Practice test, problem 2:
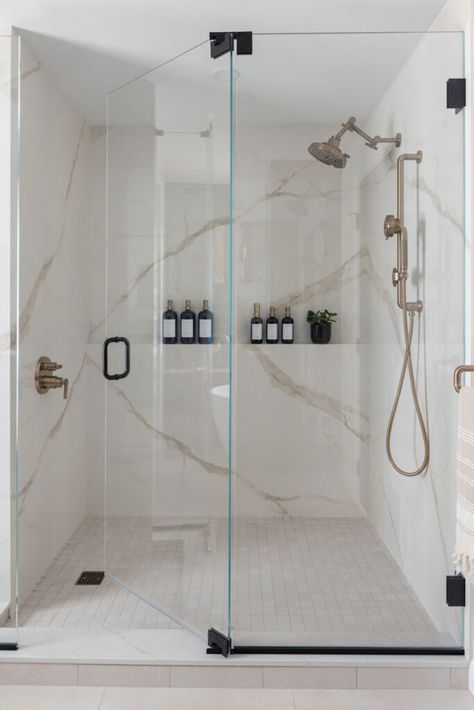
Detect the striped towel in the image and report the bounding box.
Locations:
[454,386,474,577]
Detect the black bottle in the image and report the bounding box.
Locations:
[266,305,279,344]
[162,299,178,344]
[281,306,294,344]
[250,303,263,344]
[198,299,213,344]
[180,299,196,343]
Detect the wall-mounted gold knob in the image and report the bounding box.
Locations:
[35,357,69,399]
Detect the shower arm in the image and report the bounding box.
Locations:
[334,116,401,150]
[385,152,423,312]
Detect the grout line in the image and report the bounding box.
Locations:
[97,687,107,709]
[291,688,298,709]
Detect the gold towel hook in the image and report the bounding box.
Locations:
[454,365,474,393]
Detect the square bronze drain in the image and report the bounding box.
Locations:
[75,571,105,585]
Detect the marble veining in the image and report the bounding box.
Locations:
[348,28,465,643]
[99,355,360,517]
[250,345,368,444]
[14,42,93,602]
[109,377,300,516]
[18,353,89,516]
[89,159,337,339]
[413,175,464,236]
[20,60,41,82]
[17,119,86,341]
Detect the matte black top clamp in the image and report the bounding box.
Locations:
[209,32,253,58]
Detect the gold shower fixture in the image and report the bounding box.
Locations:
[385,151,429,477]
[35,357,69,399]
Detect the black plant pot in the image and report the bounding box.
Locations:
[311,323,332,344]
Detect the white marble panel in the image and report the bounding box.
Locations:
[87,119,369,522]
[341,31,465,644]
[93,341,365,519]
[16,44,92,601]
[0,35,17,621]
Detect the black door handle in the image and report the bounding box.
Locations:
[103,337,130,380]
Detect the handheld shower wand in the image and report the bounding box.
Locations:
[384,151,430,477]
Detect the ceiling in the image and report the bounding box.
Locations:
[0,0,449,124]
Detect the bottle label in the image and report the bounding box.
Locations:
[251,323,262,340]
[282,323,293,341]
[181,319,194,338]
[199,319,212,338]
[267,323,278,341]
[163,319,175,338]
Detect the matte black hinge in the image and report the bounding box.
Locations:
[447,78,466,113]
[446,573,466,606]
[209,32,253,59]
[207,627,232,656]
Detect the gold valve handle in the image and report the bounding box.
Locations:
[40,361,63,372]
[35,357,69,398]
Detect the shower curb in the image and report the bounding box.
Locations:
[0,658,469,689]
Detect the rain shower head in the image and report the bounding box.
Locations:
[308,117,401,169]
[307,136,349,169]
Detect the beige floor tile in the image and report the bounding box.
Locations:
[293,689,474,710]
[0,685,104,710]
[100,687,294,710]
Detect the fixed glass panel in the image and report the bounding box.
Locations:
[1,33,20,649]
[231,32,465,649]
[105,42,232,638]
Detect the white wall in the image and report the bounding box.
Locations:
[16,43,92,600]
[82,119,368,522]
[0,30,18,622]
[347,29,464,643]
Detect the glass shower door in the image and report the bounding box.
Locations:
[104,41,232,639]
[231,31,466,652]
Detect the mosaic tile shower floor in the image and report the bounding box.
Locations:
[16,516,455,646]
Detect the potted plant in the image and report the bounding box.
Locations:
[306,309,337,344]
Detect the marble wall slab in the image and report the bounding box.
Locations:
[87,118,368,524]
[91,341,365,521]
[16,44,93,600]
[233,124,360,345]
[0,34,18,621]
[342,31,465,642]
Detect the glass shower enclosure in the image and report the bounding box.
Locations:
[102,30,465,654]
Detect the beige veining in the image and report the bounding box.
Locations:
[16,119,86,343]
[17,353,88,515]
[414,175,464,236]
[250,345,369,445]
[108,373,359,517]
[89,160,333,338]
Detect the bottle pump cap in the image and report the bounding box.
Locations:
[270,305,276,317]
[284,306,290,317]
[254,303,260,316]
[203,299,208,310]
[167,299,173,309]
[185,299,191,309]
